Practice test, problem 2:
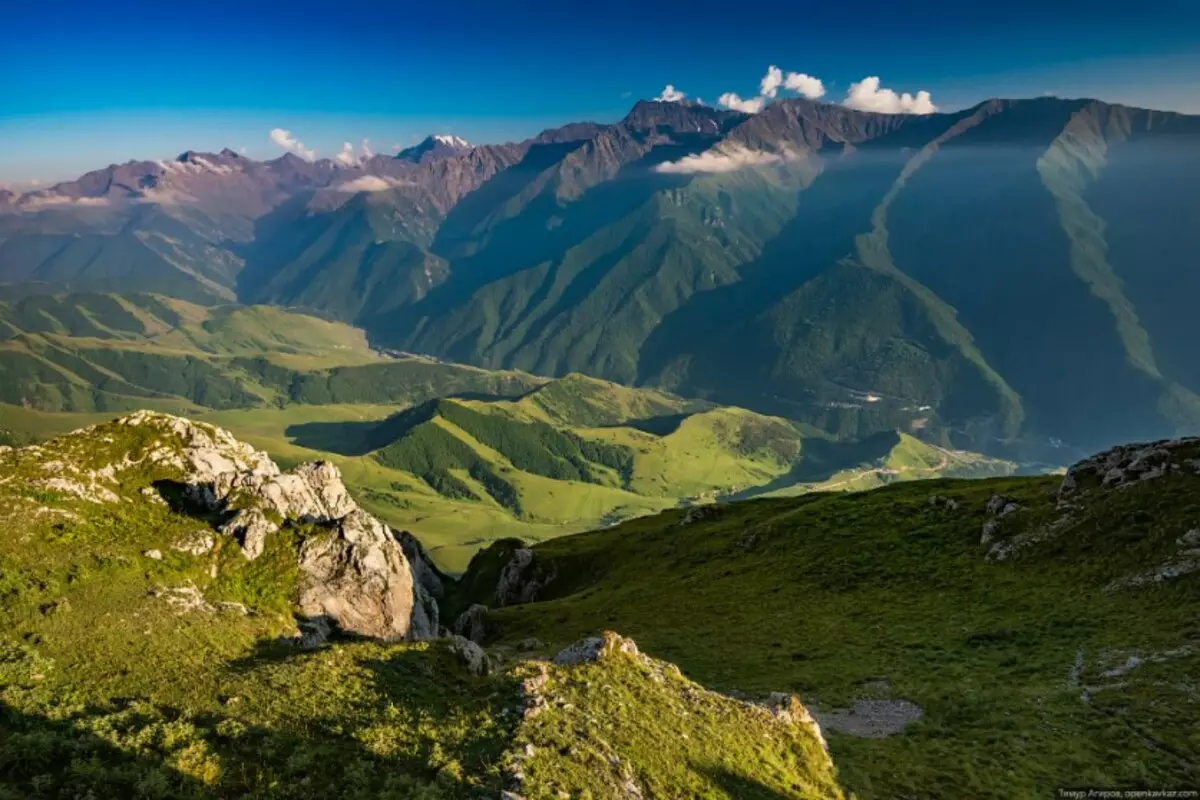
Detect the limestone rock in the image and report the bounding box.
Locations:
[220,508,278,561]
[143,549,163,561]
[553,633,640,666]
[448,634,492,676]
[250,461,357,522]
[297,510,436,644]
[171,530,215,556]
[454,603,490,643]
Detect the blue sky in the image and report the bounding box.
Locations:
[1,0,1197,184]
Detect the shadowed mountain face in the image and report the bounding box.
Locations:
[3,97,1199,457]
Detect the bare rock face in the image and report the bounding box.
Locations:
[496,548,554,606]
[252,461,358,522]
[396,530,445,599]
[298,510,438,644]
[454,603,490,643]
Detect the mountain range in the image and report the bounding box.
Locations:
[3,96,1199,460]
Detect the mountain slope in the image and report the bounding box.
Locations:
[6,96,1200,458]
[0,413,845,798]
[453,439,1200,798]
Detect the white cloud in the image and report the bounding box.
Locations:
[19,193,109,209]
[656,143,786,174]
[269,128,316,161]
[718,66,827,114]
[718,92,766,114]
[136,187,193,205]
[334,139,377,167]
[392,143,403,152]
[334,141,359,167]
[654,84,686,103]
[760,65,784,99]
[336,175,409,193]
[783,72,825,100]
[842,76,936,114]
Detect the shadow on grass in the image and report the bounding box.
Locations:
[725,430,902,501]
[696,764,811,799]
[1,639,522,799]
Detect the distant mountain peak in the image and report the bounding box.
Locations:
[395,134,473,163]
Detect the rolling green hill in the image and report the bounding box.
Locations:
[236,376,1016,570]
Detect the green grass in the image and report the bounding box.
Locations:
[0,415,845,799]
[457,473,1200,798]
[514,639,843,799]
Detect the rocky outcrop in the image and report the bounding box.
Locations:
[553,633,641,666]
[297,511,438,644]
[496,548,555,606]
[22,412,442,644]
[448,634,493,676]
[454,603,490,643]
[981,494,1022,548]
[221,508,277,560]
[1057,437,1200,505]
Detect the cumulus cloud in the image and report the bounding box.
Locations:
[719,65,827,114]
[336,175,409,193]
[656,143,785,174]
[269,128,316,161]
[360,139,374,158]
[760,65,784,99]
[654,84,686,103]
[718,92,766,114]
[842,76,936,114]
[783,72,825,100]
